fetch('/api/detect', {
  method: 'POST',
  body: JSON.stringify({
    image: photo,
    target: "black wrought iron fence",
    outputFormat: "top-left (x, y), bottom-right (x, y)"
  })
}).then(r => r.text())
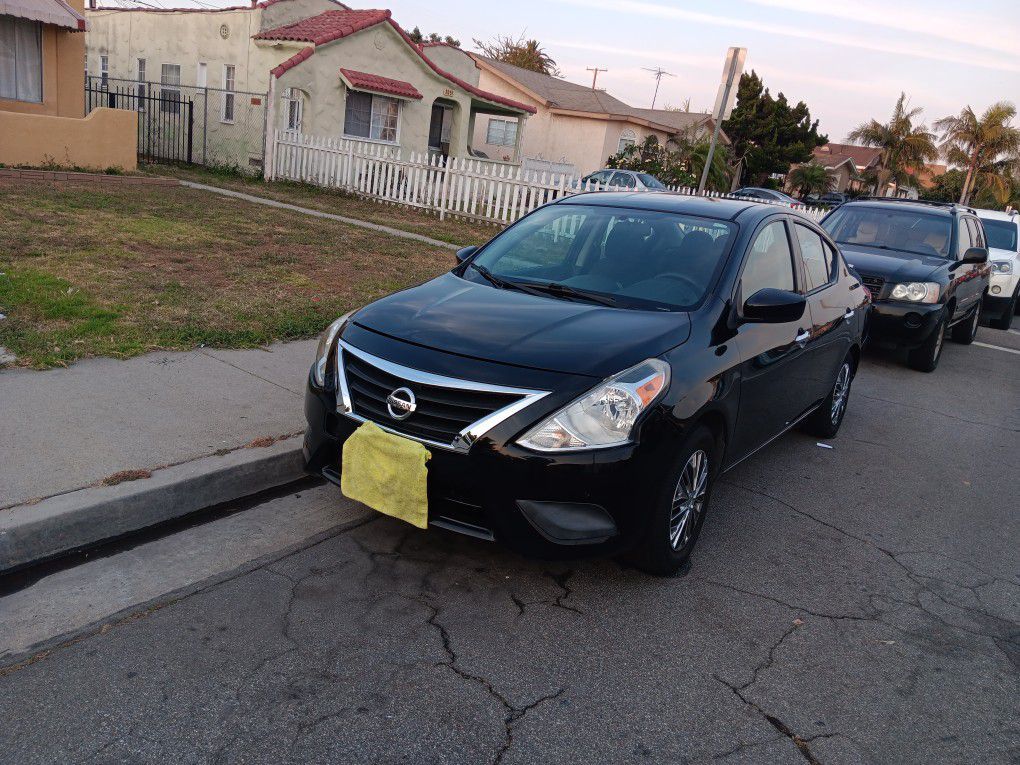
top-left (85, 80), bottom-right (194, 164)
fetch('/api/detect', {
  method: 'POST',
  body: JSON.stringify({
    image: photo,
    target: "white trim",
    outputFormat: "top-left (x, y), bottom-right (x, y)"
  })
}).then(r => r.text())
top-left (220, 63), bottom-right (236, 124)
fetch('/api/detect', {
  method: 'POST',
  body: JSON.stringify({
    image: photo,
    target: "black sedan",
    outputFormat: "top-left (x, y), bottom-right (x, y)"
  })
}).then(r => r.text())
top-left (304, 193), bottom-right (868, 575)
top-left (821, 199), bottom-right (990, 372)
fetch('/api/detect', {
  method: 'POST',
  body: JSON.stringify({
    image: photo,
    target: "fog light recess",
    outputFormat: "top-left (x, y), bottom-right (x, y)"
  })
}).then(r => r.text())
top-left (904, 313), bottom-right (923, 328)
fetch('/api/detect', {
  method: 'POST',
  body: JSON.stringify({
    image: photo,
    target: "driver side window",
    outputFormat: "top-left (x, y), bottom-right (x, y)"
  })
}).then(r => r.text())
top-left (741, 221), bottom-right (795, 300)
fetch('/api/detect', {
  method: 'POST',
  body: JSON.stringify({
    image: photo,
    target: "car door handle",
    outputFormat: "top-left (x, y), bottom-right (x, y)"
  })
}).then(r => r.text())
top-left (795, 330), bottom-right (810, 345)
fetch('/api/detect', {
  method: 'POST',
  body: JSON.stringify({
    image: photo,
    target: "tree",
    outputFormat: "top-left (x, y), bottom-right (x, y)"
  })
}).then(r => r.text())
top-left (606, 132), bottom-right (731, 191)
top-left (473, 34), bottom-right (559, 76)
top-left (407, 26), bottom-right (460, 47)
top-left (787, 162), bottom-right (834, 198)
top-left (934, 101), bottom-right (1020, 205)
top-left (721, 70), bottom-right (827, 187)
top-left (920, 168), bottom-right (966, 204)
top-left (847, 92), bottom-right (938, 197)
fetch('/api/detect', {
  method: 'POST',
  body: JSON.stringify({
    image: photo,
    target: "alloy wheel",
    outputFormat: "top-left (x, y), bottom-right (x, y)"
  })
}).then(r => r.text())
top-left (669, 450), bottom-right (709, 551)
top-left (830, 362), bottom-right (851, 425)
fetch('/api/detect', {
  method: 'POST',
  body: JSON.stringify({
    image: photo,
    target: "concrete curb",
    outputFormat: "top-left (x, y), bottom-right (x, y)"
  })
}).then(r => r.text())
top-left (0, 436), bottom-right (306, 573)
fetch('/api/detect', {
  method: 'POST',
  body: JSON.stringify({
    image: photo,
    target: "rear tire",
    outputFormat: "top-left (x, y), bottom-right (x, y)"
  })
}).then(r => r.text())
top-left (907, 312), bottom-right (946, 372)
top-left (950, 304), bottom-right (980, 344)
top-left (800, 354), bottom-right (854, 439)
top-left (988, 290), bottom-right (1017, 330)
top-left (629, 427), bottom-right (717, 577)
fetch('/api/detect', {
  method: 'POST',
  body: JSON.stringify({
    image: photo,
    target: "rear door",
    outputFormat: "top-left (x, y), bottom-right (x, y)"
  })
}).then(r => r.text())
top-left (731, 217), bottom-right (817, 460)
top-left (792, 221), bottom-right (853, 403)
top-left (951, 216), bottom-right (982, 320)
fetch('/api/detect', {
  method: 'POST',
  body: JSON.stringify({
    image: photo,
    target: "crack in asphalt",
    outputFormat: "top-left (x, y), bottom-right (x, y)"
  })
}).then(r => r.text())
top-left (542, 570), bottom-right (584, 616)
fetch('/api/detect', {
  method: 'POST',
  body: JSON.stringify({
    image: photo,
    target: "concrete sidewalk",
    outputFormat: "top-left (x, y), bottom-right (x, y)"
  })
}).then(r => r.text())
top-left (1, 340), bottom-right (315, 509)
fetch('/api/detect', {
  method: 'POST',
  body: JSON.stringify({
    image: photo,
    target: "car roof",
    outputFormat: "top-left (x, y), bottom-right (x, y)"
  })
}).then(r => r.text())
top-left (974, 208), bottom-right (1019, 223)
top-left (838, 198), bottom-right (957, 217)
top-left (554, 190), bottom-right (794, 223)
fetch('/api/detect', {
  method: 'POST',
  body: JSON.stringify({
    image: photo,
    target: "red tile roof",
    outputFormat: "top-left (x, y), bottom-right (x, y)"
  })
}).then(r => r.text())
top-left (270, 46), bottom-right (314, 78)
top-left (339, 68), bottom-right (422, 99)
top-left (253, 8), bottom-right (389, 45)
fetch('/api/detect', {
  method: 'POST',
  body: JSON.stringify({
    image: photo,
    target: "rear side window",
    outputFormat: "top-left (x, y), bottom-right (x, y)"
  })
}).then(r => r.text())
top-left (741, 221), bottom-right (795, 299)
top-left (611, 172), bottom-right (636, 189)
top-left (967, 217), bottom-right (985, 249)
top-left (794, 223), bottom-right (833, 290)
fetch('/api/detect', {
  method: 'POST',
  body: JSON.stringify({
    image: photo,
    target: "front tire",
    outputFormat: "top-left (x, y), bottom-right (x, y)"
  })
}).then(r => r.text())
top-left (629, 427), bottom-right (717, 576)
top-left (800, 355), bottom-right (854, 438)
top-left (950, 303), bottom-right (980, 344)
top-left (907, 312), bottom-right (946, 372)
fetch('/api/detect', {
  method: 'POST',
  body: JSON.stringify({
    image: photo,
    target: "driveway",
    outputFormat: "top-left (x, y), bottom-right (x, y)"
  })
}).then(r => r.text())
top-left (1, 321), bottom-right (1018, 764)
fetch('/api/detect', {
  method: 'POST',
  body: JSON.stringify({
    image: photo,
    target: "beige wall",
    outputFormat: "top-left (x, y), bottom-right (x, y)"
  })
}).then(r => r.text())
top-left (420, 45), bottom-right (479, 84)
top-left (275, 23), bottom-right (478, 156)
top-left (0, 11), bottom-right (85, 118)
top-left (0, 107), bottom-right (137, 170)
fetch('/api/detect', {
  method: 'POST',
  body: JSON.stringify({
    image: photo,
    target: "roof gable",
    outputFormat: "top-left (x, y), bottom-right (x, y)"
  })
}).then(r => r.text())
top-left (253, 8), bottom-right (388, 45)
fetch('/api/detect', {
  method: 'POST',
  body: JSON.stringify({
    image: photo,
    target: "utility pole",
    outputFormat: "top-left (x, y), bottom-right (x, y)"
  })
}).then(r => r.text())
top-left (698, 47), bottom-right (746, 194)
top-left (642, 67), bottom-right (675, 109)
top-left (586, 67), bottom-right (607, 90)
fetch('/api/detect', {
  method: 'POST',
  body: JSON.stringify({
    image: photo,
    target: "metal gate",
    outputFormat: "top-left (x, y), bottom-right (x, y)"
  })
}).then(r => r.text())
top-left (85, 79), bottom-right (193, 164)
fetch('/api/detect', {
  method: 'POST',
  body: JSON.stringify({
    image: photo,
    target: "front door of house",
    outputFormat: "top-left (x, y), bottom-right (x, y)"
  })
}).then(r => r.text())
top-left (428, 104), bottom-right (452, 155)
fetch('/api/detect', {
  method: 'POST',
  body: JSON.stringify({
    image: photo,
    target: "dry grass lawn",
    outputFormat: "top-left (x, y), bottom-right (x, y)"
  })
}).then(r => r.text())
top-left (0, 179), bottom-right (456, 368)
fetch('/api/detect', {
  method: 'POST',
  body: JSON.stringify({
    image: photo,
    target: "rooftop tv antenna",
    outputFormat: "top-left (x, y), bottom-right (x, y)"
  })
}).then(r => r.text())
top-left (643, 67), bottom-right (675, 108)
top-left (586, 67), bottom-right (608, 90)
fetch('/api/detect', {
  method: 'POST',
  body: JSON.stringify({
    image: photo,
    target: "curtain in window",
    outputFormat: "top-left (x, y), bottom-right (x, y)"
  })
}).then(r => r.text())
top-left (372, 98), bottom-right (398, 142)
top-left (344, 91), bottom-right (372, 138)
top-left (0, 17), bottom-right (43, 102)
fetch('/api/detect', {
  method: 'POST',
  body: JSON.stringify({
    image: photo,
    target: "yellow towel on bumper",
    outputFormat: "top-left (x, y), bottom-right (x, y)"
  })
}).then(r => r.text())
top-left (340, 422), bottom-right (430, 529)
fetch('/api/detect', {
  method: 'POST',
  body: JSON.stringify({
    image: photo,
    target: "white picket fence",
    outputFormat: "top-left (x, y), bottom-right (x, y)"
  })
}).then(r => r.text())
top-left (268, 130), bottom-right (827, 225)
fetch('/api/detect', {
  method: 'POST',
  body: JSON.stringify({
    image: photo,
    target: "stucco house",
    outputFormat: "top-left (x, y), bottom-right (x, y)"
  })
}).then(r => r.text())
top-left (85, 1), bottom-right (535, 169)
top-left (466, 54), bottom-right (727, 177)
top-left (1, 0), bottom-right (135, 169)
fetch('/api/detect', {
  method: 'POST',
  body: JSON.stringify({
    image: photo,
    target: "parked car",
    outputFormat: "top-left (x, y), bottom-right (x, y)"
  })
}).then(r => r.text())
top-left (974, 208), bottom-right (1019, 329)
top-left (732, 186), bottom-right (802, 207)
top-left (821, 198), bottom-right (990, 372)
top-left (580, 169), bottom-right (668, 191)
top-left (305, 194), bottom-right (868, 575)
top-left (805, 192), bottom-right (849, 207)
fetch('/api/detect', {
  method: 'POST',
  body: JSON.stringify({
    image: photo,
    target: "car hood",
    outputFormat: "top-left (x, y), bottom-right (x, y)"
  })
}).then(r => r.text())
top-left (989, 246), bottom-right (1018, 262)
top-left (349, 272), bottom-right (691, 378)
top-left (839, 244), bottom-right (948, 282)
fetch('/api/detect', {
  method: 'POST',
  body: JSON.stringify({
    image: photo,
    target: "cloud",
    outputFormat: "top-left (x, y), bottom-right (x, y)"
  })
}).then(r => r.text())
top-left (551, 0), bottom-right (1020, 73)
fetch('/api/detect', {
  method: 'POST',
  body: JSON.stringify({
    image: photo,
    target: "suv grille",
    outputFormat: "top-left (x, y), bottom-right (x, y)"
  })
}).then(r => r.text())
top-left (342, 352), bottom-right (524, 446)
top-left (860, 275), bottom-right (884, 300)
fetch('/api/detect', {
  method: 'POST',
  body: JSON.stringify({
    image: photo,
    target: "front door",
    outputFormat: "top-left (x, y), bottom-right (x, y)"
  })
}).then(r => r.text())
top-left (428, 104), bottom-right (452, 155)
top-left (731, 218), bottom-right (816, 460)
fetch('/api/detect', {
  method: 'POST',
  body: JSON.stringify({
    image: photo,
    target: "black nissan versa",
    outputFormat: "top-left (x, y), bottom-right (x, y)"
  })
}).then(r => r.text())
top-left (304, 193), bottom-right (868, 574)
top-left (821, 198), bottom-right (990, 372)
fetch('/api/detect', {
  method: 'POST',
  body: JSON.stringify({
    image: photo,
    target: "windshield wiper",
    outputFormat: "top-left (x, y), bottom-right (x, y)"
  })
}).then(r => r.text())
top-left (470, 263), bottom-right (517, 290)
top-left (523, 282), bottom-right (618, 307)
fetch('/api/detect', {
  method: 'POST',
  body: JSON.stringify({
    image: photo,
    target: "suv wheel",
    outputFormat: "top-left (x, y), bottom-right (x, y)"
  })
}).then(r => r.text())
top-left (951, 304), bottom-right (980, 344)
top-left (801, 355), bottom-right (854, 438)
top-left (907, 312), bottom-right (946, 372)
top-left (988, 288), bottom-right (1018, 330)
top-left (629, 427), bottom-right (717, 577)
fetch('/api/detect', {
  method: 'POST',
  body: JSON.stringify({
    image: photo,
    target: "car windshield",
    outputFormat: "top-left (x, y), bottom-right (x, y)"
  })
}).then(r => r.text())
top-left (822, 206), bottom-right (953, 259)
top-left (464, 204), bottom-right (736, 311)
top-left (982, 218), bottom-right (1018, 252)
top-left (637, 173), bottom-right (666, 190)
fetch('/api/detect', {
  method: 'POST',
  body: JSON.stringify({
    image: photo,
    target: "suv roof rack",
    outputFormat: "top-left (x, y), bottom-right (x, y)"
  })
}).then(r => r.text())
top-left (853, 196), bottom-right (976, 214)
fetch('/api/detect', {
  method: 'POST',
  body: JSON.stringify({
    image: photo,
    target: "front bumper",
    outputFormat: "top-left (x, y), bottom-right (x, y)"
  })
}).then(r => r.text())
top-left (985, 273), bottom-right (1018, 317)
top-left (866, 301), bottom-right (943, 348)
top-left (303, 374), bottom-right (673, 558)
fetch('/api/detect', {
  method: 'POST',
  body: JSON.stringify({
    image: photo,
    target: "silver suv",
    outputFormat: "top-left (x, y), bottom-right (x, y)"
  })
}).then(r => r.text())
top-left (580, 169), bottom-right (668, 191)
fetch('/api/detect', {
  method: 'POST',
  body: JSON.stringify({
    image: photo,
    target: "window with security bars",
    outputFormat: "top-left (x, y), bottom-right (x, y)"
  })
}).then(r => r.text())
top-left (221, 64), bottom-right (236, 123)
top-left (486, 118), bottom-right (518, 146)
top-left (136, 59), bottom-right (146, 109)
top-left (284, 88), bottom-right (303, 132)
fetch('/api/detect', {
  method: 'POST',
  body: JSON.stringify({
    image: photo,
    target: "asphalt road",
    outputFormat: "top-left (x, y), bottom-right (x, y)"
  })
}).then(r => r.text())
top-left (1, 320), bottom-right (1018, 765)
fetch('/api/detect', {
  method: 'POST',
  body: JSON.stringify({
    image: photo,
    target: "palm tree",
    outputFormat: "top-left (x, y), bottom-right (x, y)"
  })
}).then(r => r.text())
top-left (847, 92), bottom-right (938, 197)
top-left (787, 162), bottom-right (833, 198)
top-left (934, 101), bottom-right (1020, 205)
top-left (473, 34), bottom-right (559, 76)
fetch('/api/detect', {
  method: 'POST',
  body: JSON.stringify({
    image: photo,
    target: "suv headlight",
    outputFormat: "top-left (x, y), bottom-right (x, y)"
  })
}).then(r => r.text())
top-left (517, 358), bottom-right (669, 452)
top-left (991, 260), bottom-right (1014, 275)
top-left (311, 312), bottom-right (354, 387)
top-left (889, 282), bottom-right (940, 304)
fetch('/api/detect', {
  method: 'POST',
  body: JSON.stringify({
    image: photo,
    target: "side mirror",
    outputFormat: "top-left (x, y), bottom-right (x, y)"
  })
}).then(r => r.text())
top-left (742, 288), bottom-right (806, 323)
top-left (961, 246), bottom-right (988, 265)
top-left (455, 245), bottom-right (478, 264)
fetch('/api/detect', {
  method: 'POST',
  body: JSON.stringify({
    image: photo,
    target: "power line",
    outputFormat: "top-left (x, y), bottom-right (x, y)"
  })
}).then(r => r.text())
top-left (642, 66), bottom-right (675, 109)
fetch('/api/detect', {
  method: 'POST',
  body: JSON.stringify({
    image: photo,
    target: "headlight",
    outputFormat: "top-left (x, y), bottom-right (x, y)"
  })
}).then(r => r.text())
top-left (889, 282), bottom-right (939, 304)
top-left (517, 358), bottom-right (669, 452)
top-left (312, 312), bottom-right (354, 387)
top-left (991, 260), bottom-right (1014, 275)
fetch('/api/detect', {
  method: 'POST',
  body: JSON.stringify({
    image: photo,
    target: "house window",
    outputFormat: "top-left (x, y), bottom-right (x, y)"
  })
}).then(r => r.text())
top-left (618, 129), bottom-right (637, 154)
top-left (283, 88), bottom-right (304, 132)
top-left (486, 118), bottom-right (518, 146)
top-left (344, 91), bottom-right (399, 142)
top-left (136, 58), bottom-right (146, 108)
top-left (0, 17), bottom-right (43, 102)
top-left (100, 55), bottom-right (109, 89)
top-left (196, 62), bottom-right (207, 89)
top-left (221, 64), bottom-right (235, 123)
top-left (160, 63), bottom-right (181, 114)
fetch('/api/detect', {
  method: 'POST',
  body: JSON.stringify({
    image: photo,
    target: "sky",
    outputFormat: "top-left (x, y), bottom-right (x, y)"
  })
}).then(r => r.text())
top-left (140, 0), bottom-right (1019, 142)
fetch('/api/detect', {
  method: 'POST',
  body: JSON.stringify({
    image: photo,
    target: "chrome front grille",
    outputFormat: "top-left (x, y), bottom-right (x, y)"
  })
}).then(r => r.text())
top-left (335, 342), bottom-right (548, 452)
